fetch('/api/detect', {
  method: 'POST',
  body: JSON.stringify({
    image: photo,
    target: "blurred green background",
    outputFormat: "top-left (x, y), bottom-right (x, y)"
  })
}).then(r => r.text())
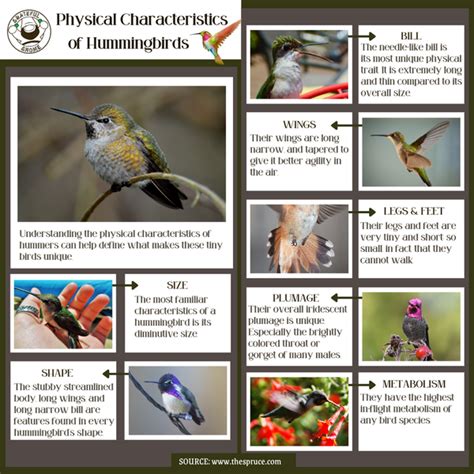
top-left (18, 86), bottom-right (226, 222)
top-left (362, 292), bottom-right (461, 361)
top-left (250, 377), bottom-right (349, 447)
top-left (362, 118), bottom-right (460, 187)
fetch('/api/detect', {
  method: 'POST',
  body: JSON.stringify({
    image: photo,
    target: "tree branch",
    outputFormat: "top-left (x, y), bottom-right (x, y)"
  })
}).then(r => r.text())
top-left (81, 172), bottom-right (225, 222)
top-left (129, 372), bottom-right (191, 435)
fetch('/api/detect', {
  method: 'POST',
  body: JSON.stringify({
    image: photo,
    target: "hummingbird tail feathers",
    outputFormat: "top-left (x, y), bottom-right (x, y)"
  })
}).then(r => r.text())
top-left (214, 54), bottom-right (224, 65)
top-left (415, 168), bottom-right (432, 186)
top-left (267, 228), bottom-right (335, 273)
top-left (190, 407), bottom-right (205, 425)
top-left (141, 179), bottom-right (187, 209)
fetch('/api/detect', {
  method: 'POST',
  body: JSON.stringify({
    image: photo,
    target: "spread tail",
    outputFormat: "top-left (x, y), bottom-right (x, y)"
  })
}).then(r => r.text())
top-left (267, 227), bottom-right (335, 273)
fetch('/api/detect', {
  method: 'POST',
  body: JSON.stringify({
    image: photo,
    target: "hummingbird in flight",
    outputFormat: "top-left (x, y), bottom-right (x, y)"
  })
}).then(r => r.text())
top-left (51, 104), bottom-right (187, 209)
top-left (145, 373), bottom-right (205, 425)
top-left (371, 121), bottom-right (450, 187)
top-left (257, 35), bottom-right (332, 99)
top-left (192, 19), bottom-right (241, 65)
top-left (267, 204), bottom-right (346, 273)
top-left (15, 287), bottom-right (88, 349)
top-left (262, 388), bottom-right (340, 424)
top-left (402, 298), bottom-right (431, 351)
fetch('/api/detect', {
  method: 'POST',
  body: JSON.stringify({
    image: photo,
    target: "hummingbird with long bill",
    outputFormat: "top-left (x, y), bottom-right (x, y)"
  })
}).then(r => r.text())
top-left (145, 373), bottom-right (205, 425)
top-left (261, 389), bottom-right (340, 424)
top-left (267, 204), bottom-right (346, 273)
top-left (51, 104), bottom-right (187, 209)
top-left (402, 298), bottom-right (430, 350)
top-left (192, 19), bottom-right (241, 65)
top-left (15, 287), bottom-right (88, 349)
top-left (257, 35), bottom-right (332, 99)
top-left (371, 121), bottom-right (450, 187)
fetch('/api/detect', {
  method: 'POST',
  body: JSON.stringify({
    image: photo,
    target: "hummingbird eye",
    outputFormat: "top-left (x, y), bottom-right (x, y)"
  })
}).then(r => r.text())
top-left (283, 43), bottom-right (291, 51)
top-left (97, 117), bottom-right (110, 124)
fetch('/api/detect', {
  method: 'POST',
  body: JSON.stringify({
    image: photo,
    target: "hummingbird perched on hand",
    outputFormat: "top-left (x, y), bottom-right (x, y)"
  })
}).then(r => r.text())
top-left (15, 287), bottom-right (88, 349)
top-left (402, 298), bottom-right (431, 350)
top-left (371, 121), bottom-right (450, 187)
top-left (51, 104), bottom-right (187, 209)
top-left (192, 19), bottom-right (241, 65)
top-left (261, 389), bottom-right (340, 424)
top-left (145, 374), bottom-right (205, 425)
top-left (267, 204), bottom-right (346, 273)
top-left (257, 35), bottom-right (332, 99)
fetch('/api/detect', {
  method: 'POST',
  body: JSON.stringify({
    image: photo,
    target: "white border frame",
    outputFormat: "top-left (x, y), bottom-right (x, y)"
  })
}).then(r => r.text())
top-left (246, 25), bottom-right (352, 104)
top-left (124, 361), bottom-right (231, 440)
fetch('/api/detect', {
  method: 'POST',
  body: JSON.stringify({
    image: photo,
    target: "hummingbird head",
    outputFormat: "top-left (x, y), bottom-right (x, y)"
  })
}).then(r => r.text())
top-left (192, 31), bottom-right (211, 41)
top-left (371, 131), bottom-right (405, 145)
top-left (407, 298), bottom-right (423, 320)
top-left (271, 35), bottom-right (330, 63)
top-left (15, 287), bottom-right (62, 313)
top-left (306, 390), bottom-right (340, 408)
top-left (51, 103), bottom-right (135, 140)
top-left (145, 373), bottom-right (181, 394)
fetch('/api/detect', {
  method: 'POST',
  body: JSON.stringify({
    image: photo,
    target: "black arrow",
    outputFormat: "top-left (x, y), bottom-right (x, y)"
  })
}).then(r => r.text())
top-left (349, 208), bottom-right (376, 217)
top-left (113, 281), bottom-right (138, 290)
top-left (331, 293), bottom-right (362, 302)
top-left (331, 121), bottom-right (362, 130)
top-left (348, 32), bottom-right (376, 41)
top-left (103, 370), bottom-right (129, 379)
top-left (349, 381), bottom-right (376, 390)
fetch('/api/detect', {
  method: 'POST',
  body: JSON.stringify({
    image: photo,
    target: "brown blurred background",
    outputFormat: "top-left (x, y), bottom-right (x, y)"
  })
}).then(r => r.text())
top-left (18, 86), bottom-right (226, 222)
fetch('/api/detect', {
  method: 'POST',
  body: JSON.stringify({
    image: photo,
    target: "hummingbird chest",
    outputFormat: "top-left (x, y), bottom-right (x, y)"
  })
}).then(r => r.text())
top-left (403, 316), bottom-right (426, 339)
top-left (271, 59), bottom-right (303, 98)
top-left (162, 392), bottom-right (191, 416)
top-left (84, 135), bottom-right (147, 185)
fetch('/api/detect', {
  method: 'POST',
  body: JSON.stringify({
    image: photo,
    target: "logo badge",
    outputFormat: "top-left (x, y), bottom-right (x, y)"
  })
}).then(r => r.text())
top-left (7, 10), bottom-right (51, 54)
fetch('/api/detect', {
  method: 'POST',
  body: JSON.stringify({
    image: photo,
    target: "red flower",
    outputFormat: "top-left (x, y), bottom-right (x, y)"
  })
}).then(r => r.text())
top-left (319, 435), bottom-right (337, 446)
top-left (313, 406), bottom-right (345, 440)
top-left (251, 418), bottom-right (296, 446)
top-left (329, 394), bottom-right (341, 405)
top-left (416, 345), bottom-right (433, 361)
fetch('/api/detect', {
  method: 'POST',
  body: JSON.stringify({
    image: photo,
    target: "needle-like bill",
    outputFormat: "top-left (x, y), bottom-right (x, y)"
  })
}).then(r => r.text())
top-left (371, 134), bottom-right (389, 137)
top-left (50, 107), bottom-right (90, 120)
top-left (144, 381), bottom-right (159, 384)
top-left (298, 42), bottom-right (333, 62)
top-left (327, 399), bottom-right (341, 408)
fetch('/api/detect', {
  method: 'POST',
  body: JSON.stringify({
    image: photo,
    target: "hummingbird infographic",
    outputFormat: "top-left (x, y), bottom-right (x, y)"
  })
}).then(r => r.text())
top-left (261, 389), bottom-right (340, 424)
top-left (51, 104), bottom-right (187, 209)
top-left (192, 19), bottom-right (241, 65)
top-left (145, 373), bottom-right (205, 425)
top-left (257, 35), bottom-right (332, 99)
top-left (15, 287), bottom-right (88, 349)
top-left (371, 121), bottom-right (450, 186)
top-left (402, 298), bottom-right (431, 350)
top-left (267, 204), bottom-right (345, 273)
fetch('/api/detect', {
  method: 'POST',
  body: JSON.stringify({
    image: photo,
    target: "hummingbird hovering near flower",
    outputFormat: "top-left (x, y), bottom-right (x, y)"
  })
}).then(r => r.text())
top-left (192, 19), bottom-right (241, 65)
top-left (402, 298), bottom-right (430, 350)
top-left (15, 287), bottom-right (88, 349)
top-left (267, 204), bottom-right (345, 273)
top-left (51, 104), bottom-right (187, 209)
top-left (371, 121), bottom-right (450, 187)
top-left (261, 389), bottom-right (340, 424)
top-left (145, 373), bottom-right (205, 425)
top-left (257, 35), bottom-right (332, 99)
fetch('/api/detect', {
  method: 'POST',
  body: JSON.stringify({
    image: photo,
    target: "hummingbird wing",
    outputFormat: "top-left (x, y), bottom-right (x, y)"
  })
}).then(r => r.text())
top-left (406, 153), bottom-right (432, 169)
top-left (210, 20), bottom-right (241, 48)
top-left (410, 121), bottom-right (450, 153)
top-left (181, 385), bottom-right (205, 425)
top-left (269, 390), bottom-right (306, 412)
top-left (53, 309), bottom-right (88, 337)
top-left (135, 128), bottom-right (187, 209)
top-left (256, 74), bottom-right (276, 99)
top-left (316, 205), bottom-right (347, 224)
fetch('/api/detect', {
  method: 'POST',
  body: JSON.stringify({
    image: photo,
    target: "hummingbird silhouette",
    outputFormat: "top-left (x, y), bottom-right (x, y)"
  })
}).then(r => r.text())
top-left (402, 298), bottom-right (431, 351)
top-left (15, 287), bottom-right (88, 349)
top-left (51, 104), bottom-right (187, 209)
top-left (145, 373), bottom-right (205, 425)
top-left (371, 121), bottom-right (450, 187)
top-left (192, 19), bottom-right (241, 65)
top-left (257, 35), bottom-right (332, 99)
top-left (262, 389), bottom-right (339, 423)
top-left (267, 204), bottom-right (345, 273)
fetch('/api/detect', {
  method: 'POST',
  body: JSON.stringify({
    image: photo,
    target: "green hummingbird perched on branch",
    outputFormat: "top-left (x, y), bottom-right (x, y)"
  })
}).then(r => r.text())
top-left (15, 287), bottom-right (88, 349)
top-left (371, 121), bottom-right (450, 187)
top-left (256, 35), bottom-right (332, 99)
top-left (51, 104), bottom-right (187, 209)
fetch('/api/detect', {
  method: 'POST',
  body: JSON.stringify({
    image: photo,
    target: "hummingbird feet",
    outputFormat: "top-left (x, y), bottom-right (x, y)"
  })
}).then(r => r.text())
top-left (110, 181), bottom-right (132, 193)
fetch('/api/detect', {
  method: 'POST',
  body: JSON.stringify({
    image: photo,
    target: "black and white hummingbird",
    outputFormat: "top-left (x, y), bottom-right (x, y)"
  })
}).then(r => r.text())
top-left (256, 35), bottom-right (332, 99)
top-left (261, 389), bottom-right (339, 423)
top-left (145, 373), bottom-right (205, 425)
